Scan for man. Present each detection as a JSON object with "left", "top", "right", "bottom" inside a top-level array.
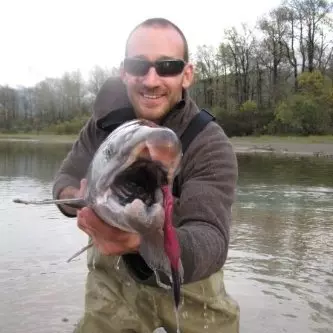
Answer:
[{"left": 53, "top": 17, "right": 239, "bottom": 333}]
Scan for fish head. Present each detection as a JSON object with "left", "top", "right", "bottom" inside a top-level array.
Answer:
[{"left": 84, "top": 119, "right": 182, "bottom": 235}]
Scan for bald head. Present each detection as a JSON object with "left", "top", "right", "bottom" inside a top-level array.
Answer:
[
  {"left": 120, "top": 17, "right": 194, "bottom": 122},
  {"left": 125, "top": 18, "right": 189, "bottom": 62}
]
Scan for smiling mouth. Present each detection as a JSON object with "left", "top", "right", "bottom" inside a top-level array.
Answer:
[{"left": 140, "top": 93, "right": 165, "bottom": 100}]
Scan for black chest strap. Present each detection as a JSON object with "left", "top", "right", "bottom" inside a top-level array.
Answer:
[{"left": 172, "top": 109, "right": 215, "bottom": 197}]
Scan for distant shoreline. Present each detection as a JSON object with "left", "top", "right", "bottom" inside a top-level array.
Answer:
[
  {"left": 230, "top": 136, "right": 333, "bottom": 158},
  {"left": 0, "top": 133, "right": 77, "bottom": 144},
  {"left": 1, "top": 133, "right": 333, "bottom": 158}
]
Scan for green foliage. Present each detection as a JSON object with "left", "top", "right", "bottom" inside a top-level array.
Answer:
[
  {"left": 240, "top": 100, "right": 257, "bottom": 113},
  {"left": 297, "top": 70, "right": 333, "bottom": 100},
  {"left": 212, "top": 106, "right": 275, "bottom": 137},
  {"left": 274, "top": 71, "right": 333, "bottom": 135},
  {"left": 43, "top": 114, "right": 91, "bottom": 135}
]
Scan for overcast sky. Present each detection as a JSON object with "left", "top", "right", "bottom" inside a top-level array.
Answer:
[{"left": 1, "top": 0, "right": 282, "bottom": 88}]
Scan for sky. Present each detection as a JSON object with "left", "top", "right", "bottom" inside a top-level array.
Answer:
[{"left": 1, "top": 0, "right": 282, "bottom": 88}]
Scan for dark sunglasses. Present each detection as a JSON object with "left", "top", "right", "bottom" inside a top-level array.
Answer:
[{"left": 123, "top": 58, "right": 186, "bottom": 77}]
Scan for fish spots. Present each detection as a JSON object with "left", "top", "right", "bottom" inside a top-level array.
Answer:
[{"left": 104, "top": 147, "right": 115, "bottom": 160}]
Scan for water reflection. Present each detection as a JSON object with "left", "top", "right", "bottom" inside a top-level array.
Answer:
[
  {"left": 225, "top": 154, "right": 333, "bottom": 333},
  {"left": 237, "top": 153, "right": 333, "bottom": 187},
  {"left": 0, "top": 142, "right": 332, "bottom": 333},
  {"left": 0, "top": 140, "right": 72, "bottom": 181}
]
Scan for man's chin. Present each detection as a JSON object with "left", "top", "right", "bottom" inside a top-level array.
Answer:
[{"left": 135, "top": 106, "right": 169, "bottom": 122}]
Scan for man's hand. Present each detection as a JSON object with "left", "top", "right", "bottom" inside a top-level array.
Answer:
[
  {"left": 77, "top": 207, "right": 141, "bottom": 255},
  {"left": 76, "top": 178, "right": 141, "bottom": 256},
  {"left": 58, "top": 179, "right": 87, "bottom": 216}
]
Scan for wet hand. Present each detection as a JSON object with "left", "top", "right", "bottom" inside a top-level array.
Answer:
[
  {"left": 76, "top": 178, "right": 141, "bottom": 255},
  {"left": 77, "top": 206, "right": 141, "bottom": 256},
  {"left": 76, "top": 178, "right": 87, "bottom": 199}
]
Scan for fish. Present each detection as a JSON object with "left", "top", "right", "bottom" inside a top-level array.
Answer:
[{"left": 13, "top": 118, "right": 184, "bottom": 310}]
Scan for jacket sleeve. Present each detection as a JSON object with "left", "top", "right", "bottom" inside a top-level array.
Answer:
[
  {"left": 122, "top": 121, "right": 238, "bottom": 285},
  {"left": 173, "top": 121, "right": 238, "bottom": 283},
  {"left": 53, "top": 76, "right": 132, "bottom": 217},
  {"left": 52, "top": 116, "right": 105, "bottom": 217}
]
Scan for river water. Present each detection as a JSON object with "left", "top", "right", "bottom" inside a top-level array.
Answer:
[{"left": 0, "top": 141, "right": 332, "bottom": 333}]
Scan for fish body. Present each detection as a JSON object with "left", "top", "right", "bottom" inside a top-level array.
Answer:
[{"left": 13, "top": 118, "right": 184, "bottom": 308}]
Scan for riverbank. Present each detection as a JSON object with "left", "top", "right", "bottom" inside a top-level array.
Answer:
[
  {"left": 231, "top": 135, "right": 333, "bottom": 158},
  {"left": 0, "top": 133, "right": 77, "bottom": 144},
  {"left": 1, "top": 133, "right": 333, "bottom": 158}
]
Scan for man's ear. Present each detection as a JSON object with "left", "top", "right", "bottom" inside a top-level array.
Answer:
[{"left": 182, "top": 62, "right": 194, "bottom": 89}]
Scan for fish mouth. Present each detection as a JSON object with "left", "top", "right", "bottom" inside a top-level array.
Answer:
[
  {"left": 111, "top": 157, "right": 169, "bottom": 207},
  {"left": 109, "top": 133, "right": 181, "bottom": 207}
]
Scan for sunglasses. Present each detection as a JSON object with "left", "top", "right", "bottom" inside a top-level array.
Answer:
[{"left": 123, "top": 58, "right": 186, "bottom": 77}]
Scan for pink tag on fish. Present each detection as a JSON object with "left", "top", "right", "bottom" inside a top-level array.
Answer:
[{"left": 161, "top": 185, "right": 180, "bottom": 270}]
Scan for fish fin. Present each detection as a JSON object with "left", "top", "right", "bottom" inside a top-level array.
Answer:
[
  {"left": 12, "top": 197, "right": 86, "bottom": 208},
  {"left": 139, "top": 234, "right": 183, "bottom": 283},
  {"left": 153, "top": 269, "right": 172, "bottom": 290},
  {"left": 66, "top": 243, "right": 93, "bottom": 263},
  {"left": 141, "top": 238, "right": 182, "bottom": 309},
  {"left": 139, "top": 235, "right": 169, "bottom": 272}
]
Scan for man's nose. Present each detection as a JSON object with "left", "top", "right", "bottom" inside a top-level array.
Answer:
[{"left": 142, "top": 67, "right": 161, "bottom": 87}]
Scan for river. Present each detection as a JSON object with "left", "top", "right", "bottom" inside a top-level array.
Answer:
[{"left": 0, "top": 141, "right": 332, "bottom": 333}]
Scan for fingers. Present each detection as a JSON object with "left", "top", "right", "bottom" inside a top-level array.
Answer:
[
  {"left": 78, "top": 178, "right": 87, "bottom": 198},
  {"left": 77, "top": 207, "right": 141, "bottom": 255},
  {"left": 94, "top": 231, "right": 141, "bottom": 256},
  {"left": 77, "top": 209, "right": 96, "bottom": 237},
  {"left": 96, "top": 236, "right": 140, "bottom": 256},
  {"left": 80, "top": 178, "right": 87, "bottom": 189},
  {"left": 79, "top": 207, "right": 129, "bottom": 240}
]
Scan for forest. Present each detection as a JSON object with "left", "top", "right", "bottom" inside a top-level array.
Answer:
[{"left": 1, "top": 0, "right": 333, "bottom": 137}]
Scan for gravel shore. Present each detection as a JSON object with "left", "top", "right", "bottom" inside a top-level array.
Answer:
[{"left": 231, "top": 139, "right": 333, "bottom": 158}]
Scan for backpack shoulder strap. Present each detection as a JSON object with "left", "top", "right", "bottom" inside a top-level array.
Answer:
[
  {"left": 179, "top": 108, "right": 215, "bottom": 153},
  {"left": 173, "top": 108, "right": 215, "bottom": 197}
]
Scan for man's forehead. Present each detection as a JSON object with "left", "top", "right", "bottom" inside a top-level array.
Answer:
[{"left": 126, "top": 25, "right": 184, "bottom": 59}]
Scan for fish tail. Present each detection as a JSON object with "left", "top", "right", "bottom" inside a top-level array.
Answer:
[{"left": 171, "top": 265, "right": 181, "bottom": 309}]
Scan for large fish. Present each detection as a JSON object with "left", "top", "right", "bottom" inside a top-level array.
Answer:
[{"left": 13, "top": 118, "right": 184, "bottom": 310}]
